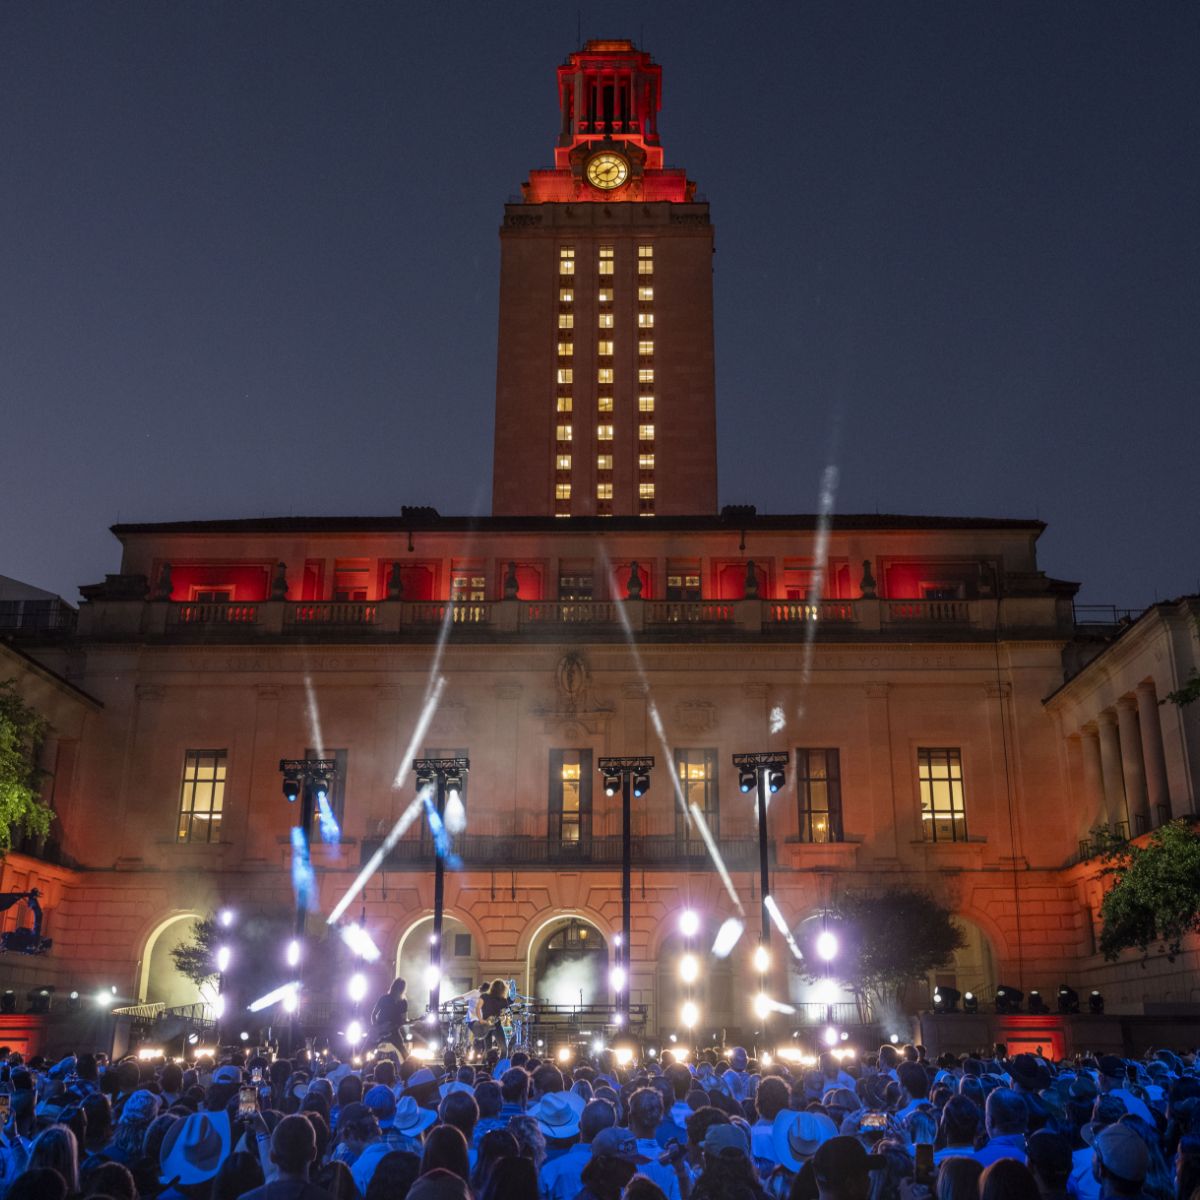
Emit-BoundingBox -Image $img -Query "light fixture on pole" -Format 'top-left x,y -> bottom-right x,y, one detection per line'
279,756 -> 338,1052
733,750 -> 788,1051
412,756 -> 470,1031
597,755 -> 655,1027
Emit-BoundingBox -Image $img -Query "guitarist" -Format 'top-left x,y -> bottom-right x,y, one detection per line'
370,977 -> 410,1054
478,979 -> 513,1054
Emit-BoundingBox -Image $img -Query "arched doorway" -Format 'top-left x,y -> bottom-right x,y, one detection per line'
138,913 -> 206,1008
929,917 -> 996,1001
530,917 -> 609,1009
396,916 -> 480,1012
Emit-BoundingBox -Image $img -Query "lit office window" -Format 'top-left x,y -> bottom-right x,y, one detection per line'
639,395 -> 655,413
638,312 -> 654,328
797,749 -> 843,843
559,247 -> 575,274
557,368 -> 573,385
918,748 -> 968,843
638,368 -> 654,384
638,340 -> 654,356
555,483 -> 571,500
597,454 -> 613,470
598,312 -> 614,328
556,454 -> 572,471
639,424 -> 655,440
639,454 -> 655,470
177,750 -> 227,844
598,396 -> 613,413
557,341 -> 574,356
560,288 -> 574,303
597,482 -> 613,500
599,246 -> 614,275
559,313 -> 574,329
639,482 -> 655,499
598,340 -> 614,356
637,245 -> 653,274
599,288 -> 613,303
556,424 -> 573,441
557,396 -> 573,412
597,424 -> 614,441
638,286 -> 653,302
598,368 -> 614,384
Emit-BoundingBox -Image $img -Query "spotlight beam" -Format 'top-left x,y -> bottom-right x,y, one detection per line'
763,895 -> 805,961
326,676 -> 447,925
248,981 -> 299,1012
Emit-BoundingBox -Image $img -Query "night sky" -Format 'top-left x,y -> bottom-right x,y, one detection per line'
2,2 -> 1197,609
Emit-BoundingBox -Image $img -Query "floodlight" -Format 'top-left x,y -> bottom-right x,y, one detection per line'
932,987 -> 961,1013
632,773 -> 650,798
1057,985 -> 1079,1015
286,939 -> 301,968
678,954 -> 699,984
679,910 -> 700,938
767,768 -> 785,793
216,946 -> 231,973
282,773 -> 301,803
218,909 -> 235,928
738,768 -> 757,793
348,973 -> 368,1003
816,930 -> 839,962
753,944 -> 770,973
603,773 -> 621,797
680,1001 -> 699,1028
963,992 -> 979,1014
609,966 -> 627,992
1028,990 -> 1050,1015
1089,990 -> 1105,1015
995,985 -> 1023,1014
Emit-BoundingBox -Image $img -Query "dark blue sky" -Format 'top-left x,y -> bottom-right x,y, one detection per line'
2,2 -> 1196,608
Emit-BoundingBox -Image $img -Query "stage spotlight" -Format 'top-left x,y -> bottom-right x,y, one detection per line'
67,990 -> 81,1011
95,989 -> 115,1008
286,939 -> 302,967
0,991 -> 14,1014
995,985 -> 1024,1014
603,773 -> 621,797
348,973 -> 368,1003
347,1020 -> 364,1044
738,768 -> 757,793
753,944 -> 770,973
1089,990 -> 1105,1015
963,991 -> 979,1014
240,1031 -> 250,1041
767,768 -> 785,793
219,909 -> 235,929
932,987 -> 961,1013
282,986 -> 299,1014
213,994 -> 227,1019
678,954 -> 699,984
1028,990 -> 1050,1014
609,966 -> 627,992
311,771 -> 330,800
415,766 -> 434,790
816,930 -> 839,962
680,1001 -> 699,1028
889,1034 -> 900,1044
753,992 -> 771,1020
1057,985 -> 1079,1014
679,910 -> 700,938
632,773 -> 650,798
823,1026 -> 839,1047
424,964 -> 441,989
282,772 -> 301,803
443,789 -> 466,835
216,946 -> 231,973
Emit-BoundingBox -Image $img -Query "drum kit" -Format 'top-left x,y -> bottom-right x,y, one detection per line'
443,978 -> 536,1056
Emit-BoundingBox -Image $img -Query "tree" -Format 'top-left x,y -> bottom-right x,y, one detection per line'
1098,820 -> 1200,961
814,887 -> 966,1017
0,680 -> 54,852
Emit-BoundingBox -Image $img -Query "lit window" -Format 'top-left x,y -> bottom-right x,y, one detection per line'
638,286 -> 653,301
638,245 -> 653,258
797,749 -> 842,843
597,340 -> 614,356
638,340 -> 654,355
598,312 -> 614,328
556,454 -> 572,470
557,341 -> 574,356
599,288 -> 613,303
639,423 -> 655,440
918,748 -> 967,843
559,313 -> 574,329
556,483 -> 571,500
639,453 -> 655,470
639,395 -> 654,412
557,368 -> 573,385
556,424 -> 573,441
177,750 -> 227,844
638,312 -> 654,328
553,750 -> 591,843
639,482 -> 655,499
597,454 -> 613,470
597,424 -> 614,440
638,368 -> 654,384
638,244 -> 653,274
597,482 -> 613,500
599,246 -> 614,275
560,288 -> 574,303
555,512 -> 570,518
675,749 -> 718,839
559,249 -> 575,274
597,396 -> 613,413
557,396 -> 573,412
598,368 -> 614,384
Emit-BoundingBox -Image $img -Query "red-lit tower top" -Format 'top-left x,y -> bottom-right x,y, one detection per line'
523,39 -> 695,203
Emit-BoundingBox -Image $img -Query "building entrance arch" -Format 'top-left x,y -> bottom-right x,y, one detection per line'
529,916 -> 609,1010
930,916 -> 996,1002
138,912 -> 206,1007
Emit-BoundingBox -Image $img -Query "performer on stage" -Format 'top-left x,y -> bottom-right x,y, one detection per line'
478,978 -> 512,1054
370,977 -> 409,1053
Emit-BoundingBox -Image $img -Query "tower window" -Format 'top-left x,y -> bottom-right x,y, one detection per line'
555,483 -> 571,500
638,340 -> 654,356
557,368 -> 573,385
597,340 -> 614,356
597,368 -> 614,384
639,395 -> 654,412
637,245 -> 654,274
598,246 -> 614,276
597,454 -> 613,470
560,288 -> 574,303
598,396 -> 613,413
556,424 -> 573,442
557,342 -> 574,356
559,248 -> 576,274
599,288 -> 613,304
639,424 -> 655,440
598,312 -> 614,328
597,424 -> 614,441
559,314 -> 574,329
797,749 -> 842,843
597,482 -> 613,500
557,396 -> 573,413
638,312 -> 654,328
639,482 -> 655,499
556,454 -> 572,471
918,748 -> 967,843
639,454 -> 655,470
177,750 -> 226,844
638,368 -> 654,384
638,286 -> 653,302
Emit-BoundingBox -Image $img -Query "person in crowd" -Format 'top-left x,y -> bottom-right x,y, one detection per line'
363,1149 -> 420,1200
314,1158 -> 358,1200
894,1064 -> 930,1124
979,1157 -> 1040,1199
627,1087 -> 686,1200
722,1049 -> 754,1105
1089,1122 -> 1152,1200
1116,1116 -> 1172,1200
409,1165 -> 472,1200
82,1160 -> 138,1200
479,1154 -> 539,1200
580,1127 -> 643,1200
338,1102 -> 389,1196
692,1123 -> 769,1200
1074,1095 -> 1129,1200
974,1089 -> 1028,1166
211,1149 -> 267,1200
471,1128 -> 519,1195
438,1088 -> 480,1166
542,1098 -> 617,1200
751,1077 -> 791,1174
931,1156 -> 982,1200
26,1124 -> 81,1195
474,1080 -> 506,1142
528,1090 -> 582,1163
1097,1058 -> 1155,1127
510,1112 -> 549,1172
500,1067 -> 531,1120
1024,1129 -> 1073,1200
240,1113 -> 334,1200
7,1166 -> 69,1200
421,1123 -> 471,1182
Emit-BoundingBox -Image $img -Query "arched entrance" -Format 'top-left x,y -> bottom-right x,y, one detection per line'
138,913 -> 206,1008
396,915 -> 480,1011
529,917 -> 609,1009
929,917 -> 996,1001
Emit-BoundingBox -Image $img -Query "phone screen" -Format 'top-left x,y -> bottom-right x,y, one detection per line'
237,1086 -> 258,1119
914,1143 -> 935,1184
251,1067 -> 263,1084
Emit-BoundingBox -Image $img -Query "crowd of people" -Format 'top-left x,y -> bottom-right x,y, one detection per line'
1,1016 -> 1199,1200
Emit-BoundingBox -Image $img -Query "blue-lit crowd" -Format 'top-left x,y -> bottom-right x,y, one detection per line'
0,1035 -> 1198,1200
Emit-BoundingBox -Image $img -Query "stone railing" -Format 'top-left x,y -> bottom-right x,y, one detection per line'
77,594 -> 1070,641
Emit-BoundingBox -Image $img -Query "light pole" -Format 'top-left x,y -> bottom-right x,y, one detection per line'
734,751 -> 788,1049
598,756 -> 654,1028
412,756 -> 470,1030
280,758 -> 336,1052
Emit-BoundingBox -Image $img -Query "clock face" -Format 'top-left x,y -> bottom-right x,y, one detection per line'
586,152 -> 629,191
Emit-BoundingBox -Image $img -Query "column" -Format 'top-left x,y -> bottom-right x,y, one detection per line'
1080,727 -> 1105,826
1136,681 -> 1171,821
1116,699 -> 1150,835
1096,711 -> 1127,827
